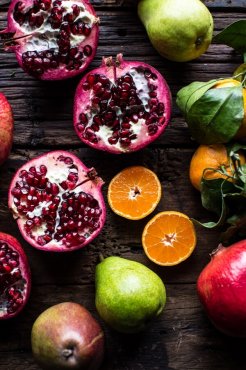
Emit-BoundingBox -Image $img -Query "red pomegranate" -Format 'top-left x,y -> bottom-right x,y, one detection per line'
8,151 -> 106,252
197,240 -> 246,337
1,0 -> 99,80
0,93 -> 13,165
73,54 -> 172,154
0,232 -> 31,320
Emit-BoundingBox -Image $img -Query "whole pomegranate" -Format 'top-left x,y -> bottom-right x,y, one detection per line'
73,54 -> 172,154
197,240 -> 246,337
8,151 -> 106,252
1,0 -> 99,80
0,232 -> 31,320
31,302 -> 104,370
0,93 -> 13,165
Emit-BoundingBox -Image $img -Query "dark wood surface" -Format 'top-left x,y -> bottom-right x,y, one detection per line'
0,1 -> 246,369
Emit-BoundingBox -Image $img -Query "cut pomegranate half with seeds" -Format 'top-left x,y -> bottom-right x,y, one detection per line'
8,151 -> 106,252
0,232 -> 31,320
1,0 -> 99,80
73,54 -> 172,154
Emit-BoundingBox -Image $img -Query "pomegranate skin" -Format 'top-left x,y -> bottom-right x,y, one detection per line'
1,0 -> 99,80
74,54 -> 172,154
0,93 -> 13,165
197,240 -> 246,337
8,151 -> 106,252
0,232 -> 31,320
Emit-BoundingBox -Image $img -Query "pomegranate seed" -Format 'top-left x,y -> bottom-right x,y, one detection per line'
148,124 -> 158,135
82,82 -> 90,91
91,124 -> 100,132
77,124 -> 85,132
120,122 -> 130,130
83,45 -> 92,57
131,114 -> 139,123
119,130 -> 130,138
87,74 -> 97,86
83,25 -> 91,36
72,4 -> 80,17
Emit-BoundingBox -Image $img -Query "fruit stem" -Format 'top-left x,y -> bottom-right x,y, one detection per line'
0,33 -> 34,47
62,348 -> 74,359
99,253 -> 104,262
75,168 -> 98,188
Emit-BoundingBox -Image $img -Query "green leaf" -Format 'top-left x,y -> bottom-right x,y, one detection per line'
213,20 -> 246,52
176,79 -> 218,115
187,86 -> 244,144
192,180 -> 227,229
192,144 -> 246,240
201,178 -> 236,215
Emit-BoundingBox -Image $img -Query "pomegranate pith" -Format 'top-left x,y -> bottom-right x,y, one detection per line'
0,232 -> 31,320
74,54 -> 172,154
1,0 -> 99,80
8,151 -> 106,252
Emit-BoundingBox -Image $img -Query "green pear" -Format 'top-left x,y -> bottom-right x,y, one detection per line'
95,256 -> 166,333
138,0 -> 214,62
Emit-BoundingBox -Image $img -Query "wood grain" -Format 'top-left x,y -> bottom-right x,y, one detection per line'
0,1 -> 245,369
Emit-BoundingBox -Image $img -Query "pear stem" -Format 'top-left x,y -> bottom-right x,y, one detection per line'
99,253 -> 104,262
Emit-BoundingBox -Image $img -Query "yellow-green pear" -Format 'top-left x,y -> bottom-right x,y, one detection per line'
138,0 -> 214,62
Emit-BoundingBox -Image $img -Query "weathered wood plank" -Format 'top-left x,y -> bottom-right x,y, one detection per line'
0,11 -> 245,148
1,0 -> 246,8
0,285 -> 246,370
0,148 -> 221,286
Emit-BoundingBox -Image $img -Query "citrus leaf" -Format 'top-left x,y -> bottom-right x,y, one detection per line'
191,178 -> 229,229
213,20 -> 246,52
187,86 -> 244,144
176,79 -> 218,115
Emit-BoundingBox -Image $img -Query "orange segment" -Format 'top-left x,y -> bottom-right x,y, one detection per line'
108,166 -> 161,220
142,211 -> 197,266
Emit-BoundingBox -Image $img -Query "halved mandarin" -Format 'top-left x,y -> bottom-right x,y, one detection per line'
107,166 -> 161,220
142,211 -> 197,266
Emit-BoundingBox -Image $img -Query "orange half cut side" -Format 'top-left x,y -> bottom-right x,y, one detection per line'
142,211 -> 197,266
108,166 -> 162,220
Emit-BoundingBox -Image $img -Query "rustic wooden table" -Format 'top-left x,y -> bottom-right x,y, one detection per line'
0,0 -> 246,369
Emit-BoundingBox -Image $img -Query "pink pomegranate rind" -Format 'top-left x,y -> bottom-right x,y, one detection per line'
0,232 -> 31,320
74,54 -> 172,154
1,0 -> 99,80
0,93 -> 13,165
8,151 -> 106,252
197,240 -> 246,337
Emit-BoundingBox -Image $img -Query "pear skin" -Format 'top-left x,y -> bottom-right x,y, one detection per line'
138,0 -> 213,62
95,256 -> 166,333
31,302 -> 104,370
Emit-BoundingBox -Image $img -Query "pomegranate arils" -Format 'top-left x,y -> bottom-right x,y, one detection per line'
9,151 -> 106,252
3,0 -> 99,80
0,233 -> 31,320
74,55 -> 172,153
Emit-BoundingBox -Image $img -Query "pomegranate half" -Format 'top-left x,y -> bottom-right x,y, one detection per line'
8,151 -> 106,252
197,240 -> 246,337
0,93 -> 14,165
74,54 -> 172,154
0,232 -> 31,320
1,0 -> 99,80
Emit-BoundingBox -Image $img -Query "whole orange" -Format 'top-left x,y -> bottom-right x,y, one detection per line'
213,78 -> 246,139
189,144 -> 246,191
